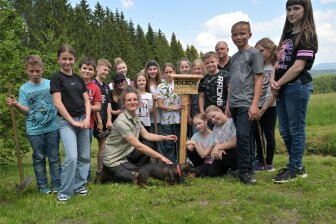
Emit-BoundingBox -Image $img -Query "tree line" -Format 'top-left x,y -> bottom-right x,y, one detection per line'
0,0 -> 200,163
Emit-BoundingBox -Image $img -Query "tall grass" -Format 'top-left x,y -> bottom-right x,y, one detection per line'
275,93 -> 336,155
306,92 -> 336,126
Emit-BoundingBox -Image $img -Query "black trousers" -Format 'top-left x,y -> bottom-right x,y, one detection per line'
188,148 -> 237,177
252,106 -> 277,165
99,140 -> 152,183
208,150 -> 237,177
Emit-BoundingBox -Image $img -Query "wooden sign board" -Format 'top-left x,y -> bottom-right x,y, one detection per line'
171,74 -> 203,95
171,74 -> 203,164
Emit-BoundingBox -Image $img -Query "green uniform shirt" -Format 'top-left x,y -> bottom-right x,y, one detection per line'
103,110 -> 143,167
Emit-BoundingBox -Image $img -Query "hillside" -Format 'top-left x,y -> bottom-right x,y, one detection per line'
310,69 -> 336,77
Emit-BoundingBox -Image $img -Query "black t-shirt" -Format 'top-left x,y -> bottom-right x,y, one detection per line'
111,98 -> 121,123
92,79 -> 112,121
218,57 -> 231,73
275,32 -> 316,84
50,71 -> 87,117
198,70 -> 230,111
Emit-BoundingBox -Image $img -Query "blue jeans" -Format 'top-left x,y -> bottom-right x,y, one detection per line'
277,81 -> 313,170
230,107 -> 255,172
27,129 -> 61,190
159,123 -> 180,164
58,116 -> 90,197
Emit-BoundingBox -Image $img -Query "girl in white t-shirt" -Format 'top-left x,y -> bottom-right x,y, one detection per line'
135,72 -> 153,132
144,60 -> 162,134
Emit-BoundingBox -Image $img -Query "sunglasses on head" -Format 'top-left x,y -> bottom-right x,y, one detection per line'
115,80 -> 125,84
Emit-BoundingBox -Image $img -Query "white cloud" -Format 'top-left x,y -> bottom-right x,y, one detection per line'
320,0 -> 336,4
121,0 -> 134,8
193,9 -> 336,64
195,11 -> 250,53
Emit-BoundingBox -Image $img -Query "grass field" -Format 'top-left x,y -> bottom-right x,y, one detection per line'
0,155 -> 335,223
0,93 -> 335,223
276,93 -> 336,155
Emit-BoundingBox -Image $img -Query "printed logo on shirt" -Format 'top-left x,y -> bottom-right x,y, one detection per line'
276,39 -> 293,70
138,99 -> 150,117
217,76 -> 224,107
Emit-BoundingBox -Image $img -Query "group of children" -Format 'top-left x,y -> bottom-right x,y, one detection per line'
6,0 -> 318,202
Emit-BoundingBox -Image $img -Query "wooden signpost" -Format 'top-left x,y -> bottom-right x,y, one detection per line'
171,74 -> 203,164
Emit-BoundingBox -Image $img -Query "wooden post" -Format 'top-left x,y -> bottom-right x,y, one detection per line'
179,95 -> 189,163
171,74 -> 203,164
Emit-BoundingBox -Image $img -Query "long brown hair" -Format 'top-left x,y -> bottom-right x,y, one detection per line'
279,0 -> 318,52
144,60 -> 162,86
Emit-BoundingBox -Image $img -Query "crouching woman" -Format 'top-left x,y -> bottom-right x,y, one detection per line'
98,86 -> 176,183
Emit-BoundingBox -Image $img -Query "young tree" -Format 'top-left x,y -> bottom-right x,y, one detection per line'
0,0 -> 30,163
186,45 -> 199,62
146,23 -> 156,61
170,33 -> 186,65
155,29 -> 172,66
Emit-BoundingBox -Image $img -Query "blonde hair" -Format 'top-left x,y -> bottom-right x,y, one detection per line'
97,59 -> 112,69
202,51 -> 218,62
24,55 -> 43,68
231,21 -> 251,33
191,58 -> 206,75
177,58 -> 191,74
193,113 -> 207,122
114,57 -> 127,70
255,38 -> 277,65
205,105 -> 221,116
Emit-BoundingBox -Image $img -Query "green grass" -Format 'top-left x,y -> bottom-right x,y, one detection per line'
275,93 -> 336,155
307,92 -> 336,126
1,92 -> 336,223
0,155 -> 336,223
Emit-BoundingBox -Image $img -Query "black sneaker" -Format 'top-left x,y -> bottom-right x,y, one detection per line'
239,171 -> 256,184
272,168 -> 297,183
297,167 -> 308,178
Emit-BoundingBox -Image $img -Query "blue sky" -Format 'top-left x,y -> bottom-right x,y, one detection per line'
70,0 -> 336,65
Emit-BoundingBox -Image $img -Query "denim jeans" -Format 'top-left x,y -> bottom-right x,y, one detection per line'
159,123 -> 180,164
230,107 -> 255,172
276,81 -> 313,170
87,128 -> 93,181
58,116 -> 90,197
27,129 -> 61,190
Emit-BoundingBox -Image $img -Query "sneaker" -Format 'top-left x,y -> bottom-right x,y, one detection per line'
77,189 -> 88,196
297,167 -> 308,178
57,194 -> 69,203
266,164 -> 276,172
239,171 -> 256,184
253,163 -> 276,172
272,168 -> 297,183
39,188 -> 51,194
253,163 -> 266,172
